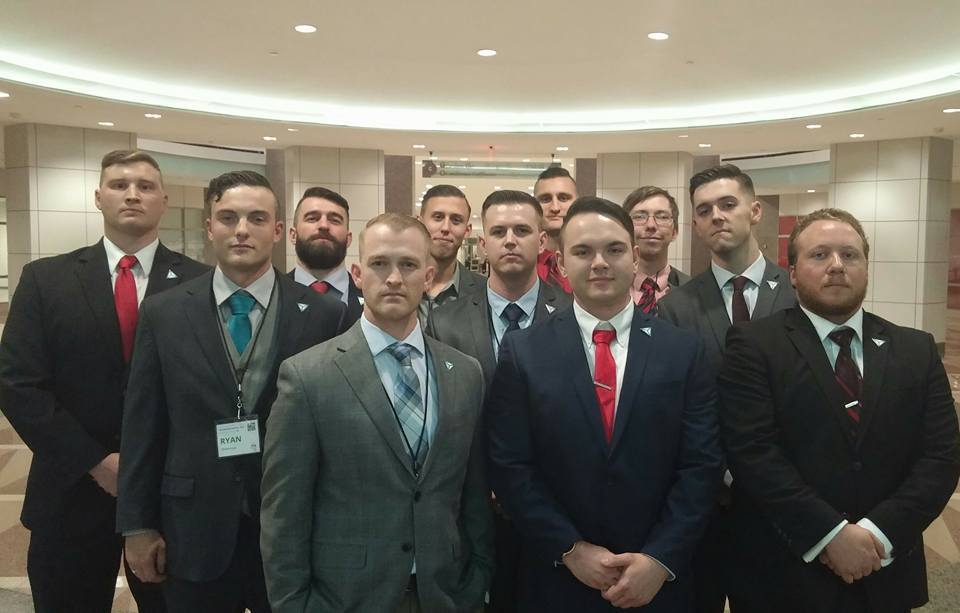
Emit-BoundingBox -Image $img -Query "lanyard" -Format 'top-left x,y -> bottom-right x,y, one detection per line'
383,347 -> 432,478
215,279 -> 276,418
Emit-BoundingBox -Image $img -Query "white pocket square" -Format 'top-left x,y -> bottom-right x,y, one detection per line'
872,337 -> 886,347
166,269 -> 178,279
297,302 -> 309,312
767,280 -> 778,289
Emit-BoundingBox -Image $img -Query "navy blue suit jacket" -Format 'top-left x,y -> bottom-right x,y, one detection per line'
485,304 -> 721,612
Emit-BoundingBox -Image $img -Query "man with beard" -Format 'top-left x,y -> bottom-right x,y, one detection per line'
621,186 -> 689,314
718,208 -> 959,613
289,186 -> 364,326
534,167 -> 577,293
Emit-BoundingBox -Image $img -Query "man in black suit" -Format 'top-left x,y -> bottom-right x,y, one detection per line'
657,164 -> 796,613
718,208 -> 960,613
427,190 -> 569,611
487,197 -> 721,612
0,150 -> 207,613
117,171 -> 344,612
418,184 -> 486,321
288,186 -> 363,327
621,186 -> 690,314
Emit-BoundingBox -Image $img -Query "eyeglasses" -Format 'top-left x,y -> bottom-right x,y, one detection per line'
629,212 -> 674,226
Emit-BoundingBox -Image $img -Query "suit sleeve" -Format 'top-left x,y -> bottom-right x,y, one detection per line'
0,263 -> 108,481
864,333 -> 960,553
116,301 -> 169,532
718,325 -> 845,559
485,333 -> 583,561
260,358 -> 319,612
639,338 -> 722,573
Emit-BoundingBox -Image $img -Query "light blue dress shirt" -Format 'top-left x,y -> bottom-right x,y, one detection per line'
293,264 -> 350,306
487,280 -> 541,356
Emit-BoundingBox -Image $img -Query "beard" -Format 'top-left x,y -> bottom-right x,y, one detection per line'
796,280 -> 867,320
295,235 -> 347,270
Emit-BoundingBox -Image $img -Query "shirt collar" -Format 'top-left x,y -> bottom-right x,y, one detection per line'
102,236 -> 159,278
573,298 -> 634,349
799,304 -> 864,346
487,279 -> 541,319
711,252 -> 766,290
360,314 -> 426,358
213,266 -> 276,308
295,264 -> 349,296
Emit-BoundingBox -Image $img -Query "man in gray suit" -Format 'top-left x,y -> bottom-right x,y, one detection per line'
261,213 -> 494,612
658,163 -> 796,613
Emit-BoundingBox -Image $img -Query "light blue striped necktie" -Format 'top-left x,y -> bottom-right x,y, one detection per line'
385,342 -> 428,468
226,290 -> 256,354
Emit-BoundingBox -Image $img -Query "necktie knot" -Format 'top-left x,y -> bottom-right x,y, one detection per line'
592,328 -> 616,346
227,290 -> 256,316
829,327 -> 856,349
640,277 -> 658,293
118,255 -> 138,272
386,342 -> 417,365
731,275 -> 749,292
502,303 -> 525,324
311,280 -> 330,294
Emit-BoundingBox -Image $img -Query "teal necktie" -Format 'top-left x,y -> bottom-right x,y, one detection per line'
226,291 -> 256,354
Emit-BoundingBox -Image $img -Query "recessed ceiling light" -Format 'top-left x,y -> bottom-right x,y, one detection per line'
458,185 -> 466,189
268,51 -> 280,56
286,127 -> 299,132
415,202 -> 422,207
425,184 -> 433,189
805,123 -> 822,129
429,156 -> 438,160
0,91 -> 10,98
807,189 -> 816,193
144,113 -> 162,119
554,158 -> 562,162
647,32 -> 670,41
459,157 -> 468,161
698,143 -> 711,148
294,24 -> 317,33
522,158 -> 530,162
476,49 -> 497,57
849,133 -> 865,138
943,108 -> 960,113
678,134 -> 689,138
494,186 -> 502,190
556,146 -> 569,151
412,144 -> 426,149
263,136 -> 278,141
97,121 -> 114,127
528,186 -> 534,190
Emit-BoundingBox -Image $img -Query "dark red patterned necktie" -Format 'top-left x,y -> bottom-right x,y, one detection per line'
114,255 -> 139,363
828,327 -> 862,427
731,276 -> 750,324
637,277 -> 658,316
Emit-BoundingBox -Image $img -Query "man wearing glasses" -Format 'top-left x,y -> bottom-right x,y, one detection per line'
621,186 -> 689,314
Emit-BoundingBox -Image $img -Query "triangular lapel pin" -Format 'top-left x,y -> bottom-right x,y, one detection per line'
545,304 -> 555,313
357,297 -> 365,305
641,327 -> 652,336
767,280 -> 778,289
872,337 -> 886,347
166,269 -> 178,279
297,302 -> 309,312
444,360 -> 454,370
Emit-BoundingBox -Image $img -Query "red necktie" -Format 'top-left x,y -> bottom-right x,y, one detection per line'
637,277 -> 658,315
592,328 -> 617,442
311,280 -> 331,294
731,276 -> 750,324
114,255 -> 139,363
828,328 -> 863,428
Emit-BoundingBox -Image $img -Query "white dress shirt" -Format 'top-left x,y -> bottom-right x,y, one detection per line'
797,304 -> 893,567
103,236 -> 158,306
572,299 -> 634,415
711,253 -> 766,321
293,264 -> 350,307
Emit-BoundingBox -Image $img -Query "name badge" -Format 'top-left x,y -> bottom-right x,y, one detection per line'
215,416 -> 261,458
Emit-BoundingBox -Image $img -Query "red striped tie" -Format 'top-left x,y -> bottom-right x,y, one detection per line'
829,327 -> 862,428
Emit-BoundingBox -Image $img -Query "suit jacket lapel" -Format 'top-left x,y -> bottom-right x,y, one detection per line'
754,258 -> 788,318
857,314 -> 888,446
182,272 -> 237,403
610,308 -> 652,454
273,274 -> 309,360
555,309 -> 609,455
145,243 -> 183,297
785,309 -> 857,448
533,282 -> 561,322
335,324 -> 418,478
418,338 -> 458,481
697,275 -> 731,353
466,294 -> 497,378
346,276 -> 364,323
76,241 -> 125,364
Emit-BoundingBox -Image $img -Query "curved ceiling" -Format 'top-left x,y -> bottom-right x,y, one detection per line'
2,0 -> 960,133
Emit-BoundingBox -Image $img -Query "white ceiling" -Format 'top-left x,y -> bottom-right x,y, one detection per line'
1,0 -> 959,156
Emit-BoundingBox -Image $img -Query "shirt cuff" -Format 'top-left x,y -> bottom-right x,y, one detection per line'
803,520 -> 848,563
641,553 -> 676,582
857,518 -> 895,567
122,528 -> 157,537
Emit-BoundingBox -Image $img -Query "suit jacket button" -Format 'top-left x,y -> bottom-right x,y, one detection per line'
401,543 -> 413,552
852,461 -> 863,472
413,491 -> 421,502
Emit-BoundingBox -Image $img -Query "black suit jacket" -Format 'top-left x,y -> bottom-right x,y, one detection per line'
425,280 -> 570,387
286,267 -> 363,328
658,257 -> 795,372
116,270 -> 345,582
718,308 -> 960,613
0,241 -> 207,531
486,305 -> 721,612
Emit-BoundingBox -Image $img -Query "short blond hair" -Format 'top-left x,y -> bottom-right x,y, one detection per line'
99,150 -> 163,186
358,213 -> 431,259
788,208 -> 870,265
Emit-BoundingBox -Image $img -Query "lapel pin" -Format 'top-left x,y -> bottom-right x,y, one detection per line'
357,297 -> 365,305
166,269 -> 178,279
444,360 -> 454,370
641,327 -> 652,336
872,337 -> 886,347
767,280 -> 778,289
545,304 -> 555,313
297,303 -> 309,312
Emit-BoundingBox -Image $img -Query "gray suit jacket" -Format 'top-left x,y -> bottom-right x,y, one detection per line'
260,322 -> 494,613
658,257 -> 795,373
425,280 -> 571,387
667,265 -> 691,289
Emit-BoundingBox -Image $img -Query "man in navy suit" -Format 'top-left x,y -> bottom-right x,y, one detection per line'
486,197 -> 721,611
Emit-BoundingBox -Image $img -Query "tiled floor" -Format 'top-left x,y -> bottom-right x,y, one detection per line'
1,317 -> 960,611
